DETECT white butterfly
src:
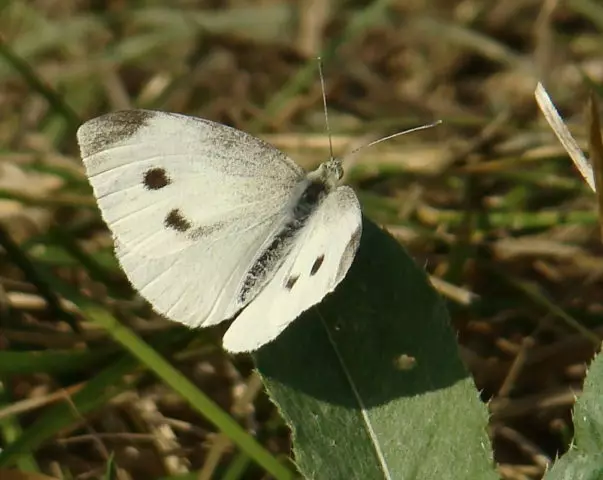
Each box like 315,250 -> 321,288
77,110 -> 362,352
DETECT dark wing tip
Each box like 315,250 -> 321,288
77,110 -> 156,158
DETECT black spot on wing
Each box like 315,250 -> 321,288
310,254 -> 325,276
285,275 -> 299,290
165,209 -> 192,232
143,167 -> 171,190
78,110 -> 154,157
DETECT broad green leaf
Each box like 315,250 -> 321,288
545,353 -> 603,478
255,219 -> 495,480
544,451 -> 603,480
574,352 -> 603,453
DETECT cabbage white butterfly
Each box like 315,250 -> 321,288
77,110 -> 362,352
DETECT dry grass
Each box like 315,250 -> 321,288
0,0 -> 602,479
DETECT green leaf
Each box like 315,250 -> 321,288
544,353 -> 603,478
574,352 -> 603,454
254,219 -> 496,479
544,451 -> 603,480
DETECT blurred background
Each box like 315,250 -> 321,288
1,0 -> 603,479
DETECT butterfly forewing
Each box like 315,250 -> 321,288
78,110 -> 303,258
78,110 -> 305,327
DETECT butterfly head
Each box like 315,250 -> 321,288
309,158 -> 343,190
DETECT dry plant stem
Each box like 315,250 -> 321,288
0,228 -> 61,317
0,278 -> 38,293
101,66 -> 133,111
0,385 -> 83,421
495,337 -> 522,356
157,417 -> 209,439
498,337 -> 535,397
48,461 -> 63,479
198,435 -> 233,480
492,237 -> 586,260
0,226 -> 80,332
523,324 -> 603,365
498,463 -> 543,480
6,291 -> 79,314
297,0 -> 331,57
78,466 -> 120,480
0,282 -> 11,317
446,109 -> 511,165
533,0 -> 559,83
564,363 -> 587,381
525,327 -> 603,366
134,395 -> 190,475
411,16 -> 529,71
489,387 -> 577,420
63,394 -> 130,480
500,272 -> 600,345
428,275 -> 477,306
1,329 -> 106,348
534,83 -> 596,191
0,38 -> 80,129
0,189 -> 95,207
56,432 -> 156,444
198,372 -> 264,480
262,133 -> 358,152
493,425 -> 551,470
587,91 -> 603,239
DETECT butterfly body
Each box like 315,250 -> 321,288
77,110 -> 362,352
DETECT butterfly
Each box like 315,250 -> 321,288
77,110 -> 362,352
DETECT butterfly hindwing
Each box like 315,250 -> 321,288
222,186 -> 362,352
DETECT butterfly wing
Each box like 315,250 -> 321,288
78,110 -> 303,257
222,186 -> 362,352
78,110 -> 304,327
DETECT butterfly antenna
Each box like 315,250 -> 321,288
344,120 -> 443,160
318,57 -> 335,162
